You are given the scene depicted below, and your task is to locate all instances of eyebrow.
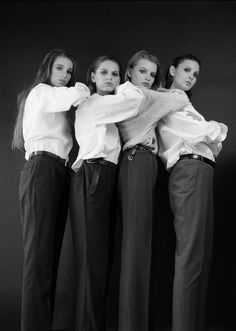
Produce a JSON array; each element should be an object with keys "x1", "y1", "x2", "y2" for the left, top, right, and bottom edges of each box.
[
  {"x1": 99, "y1": 67, "x2": 119, "y2": 71},
  {"x1": 184, "y1": 65, "x2": 199, "y2": 71},
  {"x1": 55, "y1": 63, "x2": 73, "y2": 70},
  {"x1": 139, "y1": 66, "x2": 156, "y2": 72}
]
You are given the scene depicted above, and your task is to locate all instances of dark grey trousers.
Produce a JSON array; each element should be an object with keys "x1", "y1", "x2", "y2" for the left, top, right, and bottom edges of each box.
[
  {"x1": 19, "y1": 155, "x2": 70, "y2": 331},
  {"x1": 169, "y1": 158, "x2": 214, "y2": 331},
  {"x1": 69, "y1": 160, "x2": 117, "y2": 331},
  {"x1": 118, "y1": 149, "x2": 158, "y2": 331}
]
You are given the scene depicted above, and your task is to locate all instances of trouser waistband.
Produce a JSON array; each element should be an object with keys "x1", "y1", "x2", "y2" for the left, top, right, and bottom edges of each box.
[
  {"x1": 178, "y1": 154, "x2": 215, "y2": 169},
  {"x1": 124, "y1": 144, "x2": 155, "y2": 161},
  {"x1": 85, "y1": 158, "x2": 117, "y2": 169},
  {"x1": 29, "y1": 151, "x2": 71, "y2": 168}
]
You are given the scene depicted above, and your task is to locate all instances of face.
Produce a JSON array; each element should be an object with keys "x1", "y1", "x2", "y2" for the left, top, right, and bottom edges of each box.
[
  {"x1": 91, "y1": 60, "x2": 120, "y2": 95},
  {"x1": 170, "y1": 59, "x2": 200, "y2": 91},
  {"x1": 128, "y1": 59, "x2": 157, "y2": 89},
  {"x1": 50, "y1": 56, "x2": 73, "y2": 87}
]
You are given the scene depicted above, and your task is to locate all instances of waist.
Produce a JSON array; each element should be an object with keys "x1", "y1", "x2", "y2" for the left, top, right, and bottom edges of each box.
[
  {"x1": 178, "y1": 154, "x2": 215, "y2": 169},
  {"x1": 124, "y1": 144, "x2": 156, "y2": 161},
  {"x1": 28, "y1": 151, "x2": 71, "y2": 168},
  {"x1": 84, "y1": 157, "x2": 117, "y2": 169}
]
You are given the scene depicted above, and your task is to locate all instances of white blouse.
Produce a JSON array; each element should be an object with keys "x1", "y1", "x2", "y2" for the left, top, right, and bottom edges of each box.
[
  {"x1": 157, "y1": 102, "x2": 228, "y2": 170},
  {"x1": 117, "y1": 87, "x2": 190, "y2": 154},
  {"x1": 23, "y1": 82, "x2": 90, "y2": 160},
  {"x1": 72, "y1": 82, "x2": 144, "y2": 171}
]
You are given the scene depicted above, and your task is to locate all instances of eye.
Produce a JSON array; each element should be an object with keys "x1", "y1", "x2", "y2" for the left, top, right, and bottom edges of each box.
[
  {"x1": 139, "y1": 69, "x2": 146, "y2": 74},
  {"x1": 67, "y1": 70, "x2": 72, "y2": 75},
  {"x1": 184, "y1": 68, "x2": 190, "y2": 72},
  {"x1": 193, "y1": 72, "x2": 199, "y2": 79},
  {"x1": 101, "y1": 70, "x2": 108, "y2": 75},
  {"x1": 151, "y1": 73, "x2": 156, "y2": 78},
  {"x1": 56, "y1": 66, "x2": 63, "y2": 71},
  {"x1": 112, "y1": 72, "x2": 119, "y2": 77}
]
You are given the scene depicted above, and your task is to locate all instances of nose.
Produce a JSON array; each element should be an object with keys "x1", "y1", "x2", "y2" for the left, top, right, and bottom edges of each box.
[
  {"x1": 62, "y1": 70, "x2": 68, "y2": 79},
  {"x1": 145, "y1": 74, "x2": 151, "y2": 81},
  {"x1": 106, "y1": 73, "x2": 113, "y2": 80}
]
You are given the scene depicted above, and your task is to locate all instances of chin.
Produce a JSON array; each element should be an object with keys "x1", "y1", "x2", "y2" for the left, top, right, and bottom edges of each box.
[
  {"x1": 104, "y1": 88, "x2": 114, "y2": 93},
  {"x1": 184, "y1": 85, "x2": 191, "y2": 91}
]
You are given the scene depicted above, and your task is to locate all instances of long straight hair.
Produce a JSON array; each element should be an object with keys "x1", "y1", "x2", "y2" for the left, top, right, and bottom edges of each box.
[
  {"x1": 12, "y1": 49, "x2": 77, "y2": 151},
  {"x1": 124, "y1": 50, "x2": 164, "y2": 91},
  {"x1": 164, "y1": 54, "x2": 201, "y2": 98}
]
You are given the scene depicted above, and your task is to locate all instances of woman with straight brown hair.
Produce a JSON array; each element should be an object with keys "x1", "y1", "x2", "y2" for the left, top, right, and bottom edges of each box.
[{"x1": 12, "y1": 49, "x2": 90, "y2": 331}]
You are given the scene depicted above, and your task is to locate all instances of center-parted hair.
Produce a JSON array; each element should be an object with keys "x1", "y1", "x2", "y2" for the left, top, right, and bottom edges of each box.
[
  {"x1": 12, "y1": 49, "x2": 77, "y2": 151},
  {"x1": 124, "y1": 50, "x2": 164, "y2": 91},
  {"x1": 86, "y1": 55, "x2": 123, "y2": 94}
]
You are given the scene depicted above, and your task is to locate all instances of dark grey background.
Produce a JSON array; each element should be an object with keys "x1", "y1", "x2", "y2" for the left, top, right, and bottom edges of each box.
[{"x1": 0, "y1": 1, "x2": 235, "y2": 330}]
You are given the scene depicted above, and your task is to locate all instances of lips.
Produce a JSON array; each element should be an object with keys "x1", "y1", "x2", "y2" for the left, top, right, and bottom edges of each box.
[{"x1": 142, "y1": 82, "x2": 150, "y2": 88}]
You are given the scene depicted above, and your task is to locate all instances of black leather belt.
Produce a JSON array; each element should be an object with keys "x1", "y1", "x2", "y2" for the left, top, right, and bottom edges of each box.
[
  {"x1": 179, "y1": 154, "x2": 215, "y2": 168},
  {"x1": 125, "y1": 144, "x2": 155, "y2": 161},
  {"x1": 29, "y1": 151, "x2": 70, "y2": 167},
  {"x1": 85, "y1": 158, "x2": 117, "y2": 168}
]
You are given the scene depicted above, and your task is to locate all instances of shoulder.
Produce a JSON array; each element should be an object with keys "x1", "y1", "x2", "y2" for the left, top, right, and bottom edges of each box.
[
  {"x1": 30, "y1": 83, "x2": 51, "y2": 95},
  {"x1": 27, "y1": 83, "x2": 52, "y2": 101},
  {"x1": 77, "y1": 93, "x2": 101, "y2": 109},
  {"x1": 116, "y1": 81, "x2": 141, "y2": 93},
  {"x1": 33, "y1": 83, "x2": 51, "y2": 91},
  {"x1": 116, "y1": 82, "x2": 144, "y2": 99}
]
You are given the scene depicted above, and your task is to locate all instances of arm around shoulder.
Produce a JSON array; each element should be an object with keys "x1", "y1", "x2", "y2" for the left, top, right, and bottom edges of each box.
[
  {"x1": 35, "y1": 83, "x2": 90, "y2": 112},
  {"x1": 137, "y1": 88, "x2": 189, "y2": 121}
]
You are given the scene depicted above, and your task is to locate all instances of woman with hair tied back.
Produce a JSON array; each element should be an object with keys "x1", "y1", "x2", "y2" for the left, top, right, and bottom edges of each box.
[
  {"x1": 12, "y1": 49, "x2": 90, "y2": 331},
  {"x1": 69, "y1": 55, "x2": 144, "y2": 331},
  {"x1": 157, "y1": 54, "x2": 228, "y2": 331},
  {"x1": 115, "y1": 50, "x2": 190, "y2": 331}
]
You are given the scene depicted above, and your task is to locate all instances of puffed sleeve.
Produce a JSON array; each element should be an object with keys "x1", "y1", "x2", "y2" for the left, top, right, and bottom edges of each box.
[
  {"x1": 34, "y1": 83, "x2": 90, "y2": 112},
  {"x1": 169, "y1": 108, "x2": 227, "y2": 144},
  {"x1": 160, "y1": 103, "x2": 228, "y2": 146}
]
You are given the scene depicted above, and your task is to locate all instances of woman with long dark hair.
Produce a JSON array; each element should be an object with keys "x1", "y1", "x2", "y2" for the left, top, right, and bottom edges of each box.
[
  {"x1": 12, "y1": 49, "x2": 90, "y2": 331},
  {"x1": 157, "y1": 54, "x2": 228, "y2": 331}
]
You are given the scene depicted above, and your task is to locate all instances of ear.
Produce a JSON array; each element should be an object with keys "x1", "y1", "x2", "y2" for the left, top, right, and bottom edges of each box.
[
  {"x1": 127, "y1": 67, "x2": 132, "y2": 78},
  {"x1": 169, "y1": 65, "x2": 175, "y2": 77},
  {"x1": 91, "y1": 72, "x2": 95, "y2": 83}
]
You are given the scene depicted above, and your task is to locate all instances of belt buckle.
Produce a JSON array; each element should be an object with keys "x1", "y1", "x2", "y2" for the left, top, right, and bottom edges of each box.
[
  {"x1": 128, "y1": 146, "x2": 139, "y2": 161},
  {"x1": 86, "y1": 157, "x2": 103, "y2": 164}
]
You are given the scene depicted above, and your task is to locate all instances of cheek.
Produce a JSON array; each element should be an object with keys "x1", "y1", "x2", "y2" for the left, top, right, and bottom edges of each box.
[
  {"x1": 50, "y1": 73, "x2": 54, "y2": 83},
  {"x1": 132, "y1": 72, "x2": 140, "y2": 83}
]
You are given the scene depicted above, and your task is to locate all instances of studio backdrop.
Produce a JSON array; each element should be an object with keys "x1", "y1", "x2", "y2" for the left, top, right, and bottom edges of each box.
[{"x1": 0, "y1": 1, "x2": 235, "y2": 330}]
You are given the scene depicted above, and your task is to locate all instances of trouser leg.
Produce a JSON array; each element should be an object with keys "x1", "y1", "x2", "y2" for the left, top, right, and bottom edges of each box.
[
  {"x1": 70, "y1": 162, "x2": 117, "y2": 331},
  {"x1": 118, "y1": 151, "x2": 158, "y2": 331},
  {"x1": 169, "y1": 159, "x2": 214, "y2": 331},
  {"x1": 19, "y1": 156, "x2": 70, "y2": 331}
]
